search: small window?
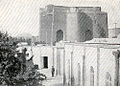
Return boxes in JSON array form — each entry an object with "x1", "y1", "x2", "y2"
[{"x1": 43, "y1": 56, "x2": 48, "y2": 68}]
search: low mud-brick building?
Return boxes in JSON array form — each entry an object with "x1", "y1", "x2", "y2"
[
  {"x1": 39, "y1": 5, "x2": 108, "y2": 44},
  {"x1": 21, "y1": 38, "x2": 120, "y2": 86},
  {"x1": 55, "y1": 39, "x2": 120, "y2": 86}
]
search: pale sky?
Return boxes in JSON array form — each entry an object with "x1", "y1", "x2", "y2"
[{"x1": 0, "y1": 0, "x2": 120, "y2": 37}]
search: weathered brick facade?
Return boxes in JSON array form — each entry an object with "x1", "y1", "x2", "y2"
[{"x1": 39, "y1": 5, "x2": 108, "y2": 44}]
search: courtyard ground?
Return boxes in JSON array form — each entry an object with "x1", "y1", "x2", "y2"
[{"x1": 42, "y1": 76, "x2": 63, "y2": 86}]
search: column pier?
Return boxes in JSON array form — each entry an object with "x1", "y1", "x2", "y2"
[{"x1": 113, "y1": 50, "x2": 120, "y2": 86}]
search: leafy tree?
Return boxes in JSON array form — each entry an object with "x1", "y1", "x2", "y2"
[{"x1": 0, "y1": 32, "x2": 46, "y2": 86}]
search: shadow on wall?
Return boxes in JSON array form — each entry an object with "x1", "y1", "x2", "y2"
[
  {"x1": 97, "y1": 23, "x2": 106, "y2": 38},
  {"x1": 78, "y1": 11, "x2": 93, "y2": 41}
]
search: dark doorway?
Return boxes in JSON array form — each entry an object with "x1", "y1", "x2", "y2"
[
  {"x1": 56, "y1": 30, "x2": 63, "y2": 42},
  {"x1": 43, "y1": 56, "x2": 48, "y2": 68}
]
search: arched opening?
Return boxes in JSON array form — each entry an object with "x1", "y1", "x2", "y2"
[
  {"x1": 90, "y1": 66, "x2": 94, "y2": 86},
  {"x1": 85, "y1": 30, "x2": 93, "y2": 41},
  {"x1": 106, "y1": 72, "x2": 112, "y2": 86},
  {"x1": 56, "y1": 30, "x2": 63, "y2": 42}
]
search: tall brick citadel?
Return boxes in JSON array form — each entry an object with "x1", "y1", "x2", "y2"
[{"x1": 39, "y1": 5, "x2": 108, "y2": 44}]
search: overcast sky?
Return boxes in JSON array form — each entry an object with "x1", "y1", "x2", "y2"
[{"x1": 0, "y1": 0, "x2": 120, "y2": 37}]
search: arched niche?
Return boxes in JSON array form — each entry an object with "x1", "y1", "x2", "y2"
[{"x1": 56, "y1": 30, "x2": 63, "y2": 42}]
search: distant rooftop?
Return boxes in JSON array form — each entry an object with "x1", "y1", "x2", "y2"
[
  {"x1": 41, "y1": 4, "x2": 102, "y2": 12},
  {"x1": 56, "y1": 38, "x2": 120, "y2": 45},
  {"x1": 46, "y1": 4, "x2": 101, "y2": 8},
  {"x1": 84, "y1": 38, "x2": 120, "y2": 45}
]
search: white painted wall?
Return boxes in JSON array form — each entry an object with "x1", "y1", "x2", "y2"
[
  {"x1": 19, "y1": 42, "x2": 118, "y2": 86},
  {"x1": 64, "y1": 43, "x2": 117, "y2": 86},
  {"x1": 64, "y1": 44, "x2": 73, "y2": 84},
  {"x1": 39, "y1": 46, "x2": 54, "y2": 77},
  {"x1": 72, "y1": 45, "x2": 84, "y2": 86},
  {"x1": 99, "y1": 48, "x2": 116, "y2": 86},
  {"x1": 85, "y1": 47, "x2": 97, "y2": 86},
  {"x1": 32, "y1": 46, "x2": 41, "y2": 68}
]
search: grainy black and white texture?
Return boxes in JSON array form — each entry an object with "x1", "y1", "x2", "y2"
[{"x1": 0, "y1": 0, "x2": 120, "y2": 86}]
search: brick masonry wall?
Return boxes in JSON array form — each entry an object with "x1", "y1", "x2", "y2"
[{"x1": 39, "y1": 5, "x2": 108, "y2": 44}]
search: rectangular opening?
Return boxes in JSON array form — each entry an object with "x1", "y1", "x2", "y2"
[{"x1": 43, "y1": 56, "x2": 48, "y2": 68}]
